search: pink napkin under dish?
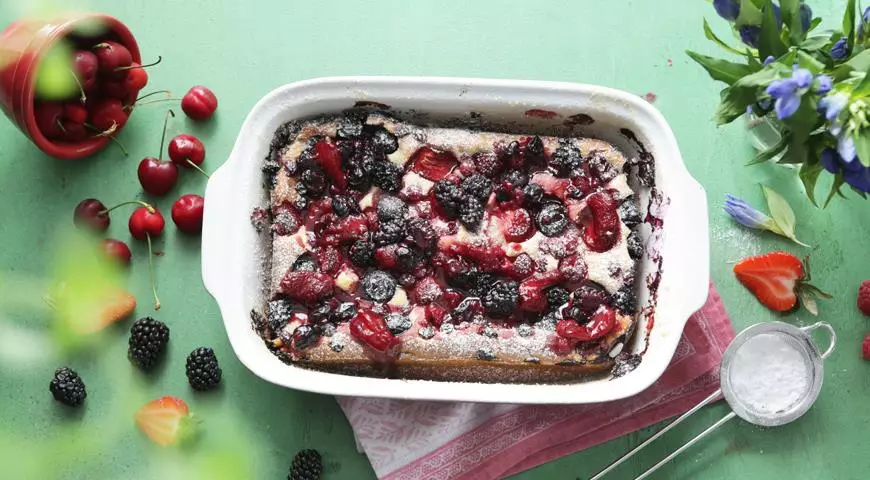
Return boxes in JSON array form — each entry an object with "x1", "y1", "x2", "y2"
[{"x1": 337, "y1": 284, "x2": 735, "y2": 480}]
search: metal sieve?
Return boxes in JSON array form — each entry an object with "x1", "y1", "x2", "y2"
[{"x1": 590, "y1": 321, "x2": 836, "y2": 480}]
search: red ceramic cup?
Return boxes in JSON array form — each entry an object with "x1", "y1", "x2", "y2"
[{"x1": 0, "y1": 14, "x2": 140, "y2": 159}]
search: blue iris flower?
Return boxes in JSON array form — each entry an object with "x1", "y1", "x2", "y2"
[
  {"x1": 819, "y1": 149, "x2": 870, "y2": 193},
  {"x1": 724, "y1": 194, "x2": 772, "y2": 229},
  {"x1": 763, "y1": 56, "x2": 776, "y2": 66},
  {"x1": 830, "y1": 38, "x2": 849, "y2": 61},
  {"x1": 799, "y1": 3, "x2": 812, "y2": 32},
  {"x1": 765, "y1": 66, "x2": 813, "y2": 120},
  {"x1": 818, "y1": 92, "x2": 848, "y2": 121},
  {"x1": 820, "y1": 148, "x2": 841, "y2": 174},
  {"x1": 839, "y1": 135, "x2": 857, "y2": 165},
  {"x1": 714, "y1": 0, "x2": 740, "y2": 21},
  {"x1": 816, "y1": 75, "x2": 833, "y2": 95},
  {"x1": 845, "y1": 166, "x2": 870, "y2": 193}
]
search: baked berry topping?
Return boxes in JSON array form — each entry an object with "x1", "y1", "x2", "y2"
[
  {"x1": 373, "y1": 219, "x2": 406, "y2": 246},
  {"x1": 518, "y1": 271, "x2": 563, "y2": 312},
  {"x1": 612, "y1": 285, "x2": 637, "y2": 315},
  {"x1": 409, "y1": 146, "x2": 458, "y2": 181},
  {"x1": 526, "y1": 135, "x2": 544, "y2": 157},
  {"x1": 472, "y1": 151, "x2": 501, "y2": 177},
  {"x1": 556, "y1": 305, "x2": 616, "y2": 342},
  {"x1": 408, "y1": 218, "x2": 437, "y2": 252},
  {"x1": 536, "y1": 202, "x2": 569, "y2": 237},
  {"x1": 545, "y1": 286, "x2": 570, "y2": 310},
  {"x1": 309, "y1": 301, "x2": 334, "y2": 325},
  {"x1": 292, "y1": 253, "x2": 318, "y2": 272},
  {"x1": 618, "y1": 199, "x2": 642, "y2": 228},
  {"x1": 458, "y1": 196, "x2": 485, "y2": 230},
  {"x1": 376, "y1": 195, "x2": 408, "y2": 224},
  {"x1": 349, "y1": 310, "x2": 402, "y2": 358},
  {"x1": 361, "y1": 270, "x2": 397, "y2": 303},
  {"x1": 314, "y1": 245, "x2": 342, "y2": 275},
  {"x1": 522, "y1": 183, "x2": 545, "y2": 210},
  {"x1": 418, "y1": 326, "x2": 436, "y2": 339},
  {"x1": 322, "y1": 214, "x2": 369, "y2": 245},
  {"x1": 587, "y1": 151, "x2": 617, "y2": 182},
  {"x1": 279, "y1": 271, "x2": 334, "y2": 304},
  {"x1": 333, "y1": 302, "x2": 357, "y2": 323},
  {"x1": 433, "y1": 179, "x2": 465, "y2": 216},
  {"x1": 349, "y1": 239, "x2": 376, "y2": 267},
  {"x1": 482, "y1": 280, "x2": 519, "y2": 316},
  {"x1": 292, "y1": 324, "x2": 321, "y2": 350},
  {"x1": 271, "y1": 202, "x2": 301, "y2": 236},
  {"x1": 331, "y1": 195, "x2": 360, "y2": 217},
  {"x1": 267, "y1": 299, "x2": 294, "y2": 332},
  {"x1": 558, "y1": 255, "x2": 588, "y2": 283},
  {"x1": 385, "y1": 313, "x2": 412, "y2": 335},
  {"x1": 550, "y1": 141, "x2": 582, "y2": 177},
  {"x1": 626, "y1": 231, "x2": 644, "y2": 260},
  {"x1": 461, "y1": 173, "x2": 493, "y2": 200},
  {"x1": 369, "y1": 160, "x2": 402, "y2": 192},
  {"x1": 367, "y1": 125, "x2": 399, "y2": 154},
  {"x1": 336, "y1": 115, "x2": 364, "y2": 138},
  {"x1": 570, "y1": 283, "x2": 609, "y2": 321},
  {"x1": 299, "y1": 168, "x2": 328, "y2": 198},
  {"x1": 477, "y1": 348, "x2": 496, "y2": 361},
  {"x1": 496, "y1": 208, "x2": 535, "y2": 243},
  {"x1": 581, "y1": 191, "x2": 620, "y2": 252}
]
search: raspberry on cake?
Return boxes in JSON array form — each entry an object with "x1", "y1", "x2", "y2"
[{"x1": 255, "y1": 111, "x2": 644, "y2": 383}]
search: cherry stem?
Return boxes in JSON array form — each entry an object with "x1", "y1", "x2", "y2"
[
  {"x1": 146, "y1": 233, "x2": 161, "y2": 311},
  {"x1": 134, "y1": 97, "x2": 182, "y2": 107},
  {"x1": 187, "y1": 160, "x2": 210, "y2": 178},
  {"x1": 115, "y1": 55, "x2": 162, "y2": 72},
  {"x1": 158, "y1": 109, "x2": 175, "y2": 160},
  {"x1": 134, "y1": 90, "x2": 172, "y2": 103},
  {"x1": 83, "y1": 122, "x2": 129, "y2": 156},
  {"x1": 100, "y1": 200, "x2": 155, "y2": 215},
  {"x1": 56, "y1": 118, "x2": 66, "y2": 133},
  {"x1": 68, "y1": 69, "x2": 86, "y2": 104}
]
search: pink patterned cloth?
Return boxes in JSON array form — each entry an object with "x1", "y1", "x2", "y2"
[{"x1": 337, "y1": 284, "x2": 734, "y2": 480}]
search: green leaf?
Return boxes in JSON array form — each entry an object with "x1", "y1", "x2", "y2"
[
  {"x1": 715, "y1": 87, "x2": 753, "y2": 125},
  {"x1": 713, "y1": 67, "x2": 782, "y2": 125},
  {"x1": 758, "y1": 0, "x2": 788, "y2": 59},
  {"x1": 747, "y1": 131, "x2": 790, "y2": 165},
  {"x1": 780, "y1": 0, "x2": 804, "y2": 44},
  {"x1": 799, "y1": 161, "x2": 823, "y2": 206},
  {"x1": 796, "y1": 50, "x2": 826, "y2": 73},
  {"x1": 747, "y1": 49, "x2": 763, "y2": 69},
  {"x1": 845, "y1": 0, "x2": 858, "y2": 48},
  {"x1": 762, "y1": 185, "x2": 810, "y2": 246},
  {"x1": 854, "y1": 129, "x2": 870, "y2": 166},
  {"x1": 799, "y1": 36, "x2": 831, "y2": 52},
  {"x1": 853, "y1": 71, "x2": 870, "y2": 98},
  {"x1": 782, "y1": 96, "x2": 820, "y2": 139},
  {"x1": 736, "y1": 0, "x2": 765, "y2": 27},
  {"x1": 703, "y1": 19, "x2": 746, "y2": 56},
  {"x1": 809, "y1": 17, "x2": 823, "y2": 32},
  {"x1": 824, "y1": 174, "x2": 846, "y2": 207},
  {"x1": 686, "y1": 50, "x2": 754, "y2": 85}
]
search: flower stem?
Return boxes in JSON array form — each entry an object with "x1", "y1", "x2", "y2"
[
  {"x1": 146, "y1": 233, "x2": 161, "y2": 311},
  {"x1": 188, "y1": 160, "x2": 210, "y2": 178}
]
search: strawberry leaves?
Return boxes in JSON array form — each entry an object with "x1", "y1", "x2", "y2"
[{"x1": 761, "y1": 185, "x2": 810, "y2": 246}]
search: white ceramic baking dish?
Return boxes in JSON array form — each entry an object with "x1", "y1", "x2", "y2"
[{"x1": 201, "y1": 77, "x2": 709, "y2": 404}]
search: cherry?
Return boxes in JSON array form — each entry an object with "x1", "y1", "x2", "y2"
[
  {"x1": 59, "y1": 120, "x2": 87, "y2": 142},
  {"x1": 138, "y1": 109, "x2": 179, "y2": 196},
  {"x1": 93, "y1": 41, "x2": 132, "y2": 74},
  {"x1": 171, "y1": 194, "x2": 204, "y2": 234},
  {"x1": 101, "y1": 78, "x2": 129, "y2": 99},
  {"x1": 128, "y1": 204, "x2": 164, "y2": 310},
  {"x1": 63, "y1": 102, "x2": 88, "y2": 124},
  {"x1": 167, "y1": 134, "x2": 209, "y2": 177},
  {"x1": 73, "y1": 50, "x2": 99, "y2": 93},
  {"x1": 101, "y1": 238, "x2": 132, "y2": 265},
  {"x1": 124, "y1": 65, "x2": 148, "y2": 92},
  {"x1": 73, "y1": 198, "x2": 110, "y2": 231},
  {"x1": 88, "y1": 98, "x2": 128, "y2": 133},
  {"x1": 181, "y1": 85, "x2": 217, "y2": 120},
  {"x1": 34, "y1": 102, "x2": 65, "y2": 140}
]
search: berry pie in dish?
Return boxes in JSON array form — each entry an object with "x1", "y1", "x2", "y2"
[{"x1": 252, "y1": 111, "x2": 645, "y2": 383}]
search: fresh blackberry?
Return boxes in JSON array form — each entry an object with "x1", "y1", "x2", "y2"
[
  {"x1": 361, "y1": 270, "x2": 397, "y2": 303},
  {"x1": 536, "y1": 202, "x2": 569, "y2": 237},
  {"x1": 331, "y1": 195, "x2": 359, "y2": 217},
  {"x1": 545, "y1": 286, "x2": 570, "y2": 310},
  {"x1": 626, "y1": 231, "x2": 644, "y2": 260},
  {"x1": 433, "y1": 180, "x2": 464, "y2": 215},
  {"x1": 348, "y1": 239, "x2": 376, "y2": 267},
  {"x1": 376, "y1": 195, "x2": 408, "y2": 224},
  {"x1": 49, "y1": 367, "x2": 86, "y2": 407},
  {"x1": 458, "y1": 196, "x2": 485, "y2": 230},
  {"x1": 482, "y1": 280, "x2": 519, "y2": 316},
  {"x1": 331, "y1": 302, "x2": 357, "y2": 323},
  {"x1": 299, "y1": 168, "x2": 327, "y2": 198},
  {"x1": 618, "y1": 199, "x2": 642, "y2": 228},
  {"x1": 526, "y1": 135, "x2": 544, "y2": 156},
  {"x1": 291, "y1": 325, "x2": 320, "y2": 350},
  {"x1": 268, "y1": 299, "x2": 294, "y2": 332},
  {"x1": 366, "y1": 125, "x2": 399, "y2": 154},
  {"x1": 522, "y1": 183, "x2": 545, "y2": 210},
  {"x1": 385, "y1": 313, "x2": 412, "y2": 335},
  {"x1": 292, "y1": 253, "x2": 318, "y2": 272},
  {"x1": 550, "y1": 141, "x2": 582, "y2": 177},
  {"x1": 369, "y1": 161, "x2": 402, "y2": 192},
  {"x1": 612, "y1": 286, "x2": 637, "y2": 315},
  {"x1": 336, "y1": 115, "x2": 364, "y2": 139},
  {"x1": 127, "y1": 317, "x2": 170, "y2": 371},
  {"x1": 373, "y1": 220, "x2": 406, "y2": 246},
  {"x1": 501, "y1": 169, "x2": 529, "y2": 188},
  {"x1": 408, "y1": 218, "x2": 437, "y2": 252},
  {"x1": 461, "y1": 173, "x2": 493, "y2": 200},
  {"x1": 289, "y1": 449, "x2": 322, "y2": 480},
  {"x1": 185, "y1": 347, "x2": 222, "y2": 391}
]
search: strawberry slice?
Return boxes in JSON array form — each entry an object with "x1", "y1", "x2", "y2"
[
  {"x1": 580, "y1": 191, "x2": 620, "y2": 252},
  {"x1": 556, "y1": 306, "x2": 616, "y2": 341},
  {"x1": 322, "y1": 214, "x2": 369, "y2": 245},
  {"x1": 409, "y1": 146, "x2": 458, "y2": 181},
  {"x1": 518, "y1": 271, "x2": 563, "y2": 312},
  {"x1": 134, "y1": 396, "x2": 195, "y2": 446},
  {"x1": 350, "y1": 309, "x2": 402, "y2": 360},
  {"x1": 313, "y1": 138, "x2": 347, "y2": 191},
  {"x1": 530, "y1": 172, "x2": 571, "y2": 200},
  {"x1": 733, "y1": 251, "x2": 831, "y2": 312},
  {"x1": 279, "y1": 271, "x2": 334, "y2": 304}
]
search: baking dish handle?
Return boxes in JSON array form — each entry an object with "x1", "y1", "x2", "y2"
[{"x1": 200, "y1": 162, "x2": 234, "y2": 302}]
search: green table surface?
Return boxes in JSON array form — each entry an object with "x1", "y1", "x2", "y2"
[{"x1": 1, "y1": 1, "x2": 869, "y2": 479}]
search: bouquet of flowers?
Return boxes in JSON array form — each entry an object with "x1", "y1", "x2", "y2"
[{"x1": 690, "y1": 0, "x2": 870, "y2": 205}]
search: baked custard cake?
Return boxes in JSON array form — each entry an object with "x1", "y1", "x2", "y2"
[{"x1": 252, "y1": 111, "x2": 644, "y2": 383}]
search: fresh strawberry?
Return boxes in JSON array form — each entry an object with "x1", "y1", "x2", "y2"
[
  {"x1": 858, "y1": 281, "x2": 870, "y2": 316},
  {"x1": 279, "y1": 271, "x2": 334, "y2": 304},
  {"x1": 556, "y1": 306, "x2": 616, "y2": 341},
  {"x1": 579, "y1": 191, "x2": 620, "y2": 252},
  {"x1": 733, "y1": 252, "x2": 830, "y2": 313},
  {"x1": 529, "y1": 172, "x2": 571, "y2": 200},
  {"x1": 494, "y1": 208, "x2": 535, "y2": 243},
  {"x1": 313, "y1": 138, "x2": 347, "y2": 191},
  {"x1": 862, "y1": 333, "x2": 870, "y2": 360},
  {"x1": 350, "y1": 309, "x2": 402, "y2": 359},
  {"x1": 409, "y1": 146, "x2": 458, "y2": 181},
  {"x1": 518, "y1": 271, "x2": 563, "y2": 312},
  {"x1": 134, "y1": 396, "x2": 195, "y2": 446}
]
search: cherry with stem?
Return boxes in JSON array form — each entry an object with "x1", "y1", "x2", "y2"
[
  {"x1": 137, "y1": 109, "x2": 179, "y2": 196},
  {"x1": 129, "y1": 203, "x2": 165, "y2": 310}
]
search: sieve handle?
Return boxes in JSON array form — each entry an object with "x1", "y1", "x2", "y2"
[{"x1": 801, "y1": 321, "x2": 837, "y2": 360}]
